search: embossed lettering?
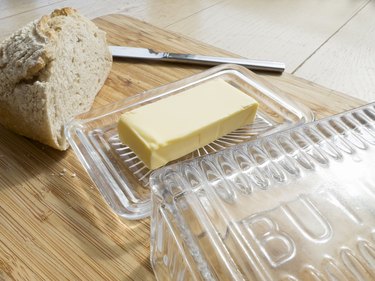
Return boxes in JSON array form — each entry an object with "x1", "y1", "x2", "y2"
[
  {"x1": 243, "y1": 215, "x2": 296, "y2": 267},
  {"x1": 301, "y1": 266, "x2": 326, "y2": 281},
  {"x1": 358, "y1": 240, "x2": 375, "y2": 268},
  {"x1": 322, "y1": 257, "x2": 350, "y2": 281},
  {"x1": 280, "y1": 275, "x2": 299, "y2": 281},
  {"x1": 341, "y1": 248, "x2": 374, "y2": 280},
  {"x1": 281, "y1": 195, "x2": 332, "y2": 242}
]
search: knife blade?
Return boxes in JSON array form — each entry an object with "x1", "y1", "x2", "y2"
[{"x1": 109, "y1": 46, "x2": 285, "y2": 73}]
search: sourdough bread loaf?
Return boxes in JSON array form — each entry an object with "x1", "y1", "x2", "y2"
[{"x1": 0, "y1": 8, "x2": 112, "y2": 150}]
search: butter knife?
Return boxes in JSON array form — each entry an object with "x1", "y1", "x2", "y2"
[{"x1": 109, "y1": 46, "x2": 285, "y2": 73}]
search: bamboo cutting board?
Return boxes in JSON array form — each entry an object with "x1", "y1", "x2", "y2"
[{"x1": 0, "y1": 14, "x2": 365, "y2": 281}]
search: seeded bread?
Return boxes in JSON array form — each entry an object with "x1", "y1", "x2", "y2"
[{"x1": 0, "y1": 8, "x2": 112, "y2": 150}]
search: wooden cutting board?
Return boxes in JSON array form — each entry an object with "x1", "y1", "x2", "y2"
[{"x1": 0, "y1": 14, "x2": 365, "y2": 281}]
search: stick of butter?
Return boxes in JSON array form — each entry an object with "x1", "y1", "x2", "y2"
[{"x1": 118, "y1": 79, "x2": 258, "y2": 170}]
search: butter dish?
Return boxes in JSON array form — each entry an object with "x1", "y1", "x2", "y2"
[
  {"x1": 149, "y1": 102, "x2": 375, "y2": 280},
  {"x1": 118, "y1": 79, "x2": 259, "y2": 170},
  {"x1": 65, "y1": 64, "x2": 314, "y2": 220}
]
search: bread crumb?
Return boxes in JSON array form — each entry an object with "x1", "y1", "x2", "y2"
[
  {"x1": 71, "y1": 172, "x2": 76, "y2": 178},
  {"x1": 59, "y1": 168, "x2": 67, "y2": 176}
]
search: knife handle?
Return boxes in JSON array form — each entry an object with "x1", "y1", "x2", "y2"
[{"x1": 164, "y1": 53, "x2": 285, "y2": 73}]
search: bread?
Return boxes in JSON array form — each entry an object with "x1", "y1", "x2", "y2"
[{"x1": 0, "y1": 8, "x2": 112, "y2": 150}]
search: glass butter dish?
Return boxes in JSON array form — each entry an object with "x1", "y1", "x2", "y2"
[
  {"x1": 65, "y1": 64, "x2": 313, "y2": 220},
  {"x1": 149, "y1": 103, "x2": 375, "y2": 281}
]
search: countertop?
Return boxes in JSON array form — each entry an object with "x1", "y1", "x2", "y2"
[
  {"x1": 1, "y1": 0, "x2": 375, "y2": 102},
  {"x1": 0, "y1": 2, "x2": 371, "y2": 280}
]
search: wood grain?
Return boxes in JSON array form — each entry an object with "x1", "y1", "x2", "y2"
[
  {"x1": 118, "y1": 0, "x2": 224, "y2": 28},
  {"x1": 0, "y1": 13, "x2": 365, "y2": 281},
  {"x1": 1, "y1": 0, "x2": 374, "y2": 103},
  {"x1": 164, "y1": 0, "x2": 368, "y2": 71},
  {"x1": 0, "y1": 0, "x2": 136, "y2": 39},
  {"x1": 0, "y1": 0, "x2": 221, "y2": 40},
  {"x1": 294, "y1": 0, "x2": 375, "y2": 102}
]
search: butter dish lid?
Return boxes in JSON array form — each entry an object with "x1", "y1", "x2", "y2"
[
  {"x1": 65, "y1": 64, "x2": 314, "y2": 220},
  {"x1": 149, "y1": 102, "x2": 375, "y2": 280}
]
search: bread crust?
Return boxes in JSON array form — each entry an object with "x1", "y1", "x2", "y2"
[{"x1": 0, "y1": 8, "x2": 112, "y2": 150}]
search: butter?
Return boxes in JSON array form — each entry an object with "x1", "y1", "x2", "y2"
[{"x1": 118, "y1": 79, "x2": 258, "y2": 170}]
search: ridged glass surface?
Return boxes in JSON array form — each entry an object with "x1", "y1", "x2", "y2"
[
  {"x1": 150, "y1": 103, "x2": 375, "y2": 281},
  {"x1": 65, "y1": 64, "x2": 313, "y2": 220}
]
